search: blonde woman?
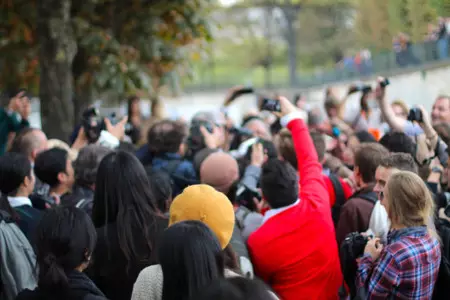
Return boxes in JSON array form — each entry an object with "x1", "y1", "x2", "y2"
[{"x1": 356, "y1": 171, "x2": 441, "y2": 299}]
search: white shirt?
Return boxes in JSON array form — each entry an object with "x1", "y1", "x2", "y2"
[
  {"x1": 262, "y1": 199, "x2": 300, "y2": 224},
  {"x1": 8, "y1": 196, "x2": 32, "y2": 208}
]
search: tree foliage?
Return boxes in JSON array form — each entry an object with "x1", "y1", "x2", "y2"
[
  {"x1": 0, "y1": 0, "x2": 215, "y2": 128},
  {"x1": 355, "y1": 0, "x2": 437, "y2": 50}
]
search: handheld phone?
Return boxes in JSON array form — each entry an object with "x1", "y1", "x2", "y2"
[{"x1": 260, "y1": 98, "x2": 281, "y2": 112}]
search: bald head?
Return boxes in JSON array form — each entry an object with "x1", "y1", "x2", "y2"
[{"x1": 10, "y1": 128, "x2": 48, "y2": 162}]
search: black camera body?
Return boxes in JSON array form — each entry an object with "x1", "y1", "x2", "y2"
[
  {"x1": 81, "y1": 108, "x2": 126, "y2": 143},
  {"x1": 236, "y1": 183, "x2": 262, "y2": 211},
  {"x1": 260, "y1": 98, "x2": 281, "y2": 112},
  {"x1": 407, "y1": 107, "x2": 423, "y2": 123}
]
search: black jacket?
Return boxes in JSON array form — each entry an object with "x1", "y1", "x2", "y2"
[
  {"x1": 88, "y1": 215, "x2": 168, "y2": 300},
  {"x1": 61, "y1": 185, "x2": 95, "y2": 216},
  {"x1": 15, "y1": 271, "x2": 107, "y2": 300}
]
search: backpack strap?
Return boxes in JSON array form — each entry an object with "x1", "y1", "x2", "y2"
[{"x1": 329, "y1": 174, "x2": 346, "y2": 226}]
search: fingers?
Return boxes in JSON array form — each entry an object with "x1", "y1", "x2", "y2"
[
  {"x1": 199, "y1": 126, "x2": 209, "y2": 137},
  {"x1": 119, "y1": 116, "x2": 128, "y2": 125},
  {"x1": 104, "y1": 118, "x2": 112, "y2": 129}
]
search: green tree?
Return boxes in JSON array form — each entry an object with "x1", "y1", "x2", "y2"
[{"x1": 0, "y1": 0, "x2": 214, "y2": 140}]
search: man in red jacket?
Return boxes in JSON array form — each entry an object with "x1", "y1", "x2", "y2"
[{"x1": 248, "y1": 97, "x2": 342, "y2": 300}]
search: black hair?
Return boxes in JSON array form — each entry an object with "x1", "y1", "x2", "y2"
[
  {"x1": 379, "y1": 131, "x2": 416, "y2": 157},
  {"x1": 160, "y1": 220, "x2": 224, "y2": 300},
  {"x1": 195, "y1": 277, "x2": 274, "y2": 300},
  {"x1": 127, "y1": 95, "x2": 140, "y2": 119},
  {"x1": 0, "y1": 152, "x2": 32, "y2": 220},
  {"x1": 354, "y1": 130, "x2": 376, "y2": 143},
  {"x1": 35, "y1": 207, "x2": 97, "y2": 295},
  {"x1": 146, "y1": 170, "x2": 173, "y2": 213},
  {"x1": 147, "y1": 120, "x2": 187, "y2": 156},
  {"x1": 92, "y1": 151, "x2": 159, "y2": 266},
  {"x1": 34, "y1": 148, "x2": 68, "y2": 188},
  {"x1": 260, "y1": 159, "x2": 298, "y2": 209}
]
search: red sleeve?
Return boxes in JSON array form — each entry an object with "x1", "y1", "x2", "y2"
[
  {"x1": 340, "y1": 178, "x2": 353, "y2": 200},
  {"x1": 287, "y1": 118, "x2": 328, "y2": 210}
]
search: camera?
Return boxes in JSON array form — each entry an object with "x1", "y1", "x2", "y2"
[
  {"x1": 407, "y1": 107, "x2": 423, "y2": 123},
  {"x1": 81, "y1": 107, "x2": 105, "y2": 143},
  {"x1": 81, "y1": 108, "x2": 128, "y2": 143},
  {"x1": 379, "y1": 78, "x2": 390, "y2": 88},
  {"x1": 185, "y1": 120, "x2": 215, "y2": 159},
  {"x1": 260, "y1": 97, "x2": 281, "y2": 112},
  {"x1": 236, "y1": 183, "x2": 262, "y2": 211}
]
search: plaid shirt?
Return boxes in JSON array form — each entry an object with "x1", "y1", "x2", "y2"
[{"x1": 356, "y1": 226, "x2": 441, "y2": 299}]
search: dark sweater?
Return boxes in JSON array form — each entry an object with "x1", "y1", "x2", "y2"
[
  {"x1": 16, "y1": 271, "x2": 107, "y2": 300},
  {"x1": 88, "y1": 215, "x2": 168, "y2": 300},
  {"x1": 14, "y1": 205, "x2": 43, "y2": 244}
]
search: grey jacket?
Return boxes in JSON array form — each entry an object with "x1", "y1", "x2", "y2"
[{"x1": 0, "y1": 211, "x2": 36, "y2": 300}]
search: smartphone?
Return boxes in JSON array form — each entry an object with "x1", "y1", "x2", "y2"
[{"x1": 260, "y1": 98, "x2": 281, "y2": 112}]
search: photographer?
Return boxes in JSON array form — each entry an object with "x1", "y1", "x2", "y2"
[
  {"x1": 377, "y1": 79, "x2": 450, "y2": 134},
  {"x1": 70, "y1": 107, "x2": 128, "y2": 151},
  {"x1": 356, "y1": 171, "x2": 440, "y2": 299},
  {"x1": 0, "y1": 89, "x2": 31, "y2": 155},
  {"x1": 247, "y1": 97, "x2": 342, "y2": 300}
]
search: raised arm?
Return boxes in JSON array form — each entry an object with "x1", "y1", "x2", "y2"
[
  {"x1": 278, "y1": 97, "x2": 328, "y2": 209},
  {"x1": 376, "y1": 79, "x2": 407, "y2": 132}
]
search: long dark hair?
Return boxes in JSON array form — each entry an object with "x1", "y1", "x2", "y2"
[
  {"x1": 195, "y1": 277, "x2": 275, "y2": 300},
  {"x1": 0, "y1": 152, "x2": 32, "y2": 220},
  {"x1": 35, "y1": 207, "x2": 97, "y2": 295},
  {"x1": 160, "y1": 220, "x2": 225, "y2": 300},
  {"x1": 127, "y1": 95, "x2": 140, "y2": 121},
  {"x1": 92, "y1": 151, "x2": 158, "y2": 264}
]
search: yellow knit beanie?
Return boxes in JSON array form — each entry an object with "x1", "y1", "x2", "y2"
[{"x1": 169, "y1": 184, "x2": 235, "y2": 249}]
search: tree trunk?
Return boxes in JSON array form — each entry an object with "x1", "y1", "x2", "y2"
[
  {"x1": 37, "y1": 0, "x2": 76, "y2": 141},
  {"x1": 283, "y1": 8, "x2": 299, "y2": 86}
]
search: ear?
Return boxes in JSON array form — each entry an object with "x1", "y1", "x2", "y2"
[
  {"x1": 23, "y1": 175, "x2": 31, "y2": 189},
  {"x1": 178, "y1": 143, "x2": 185, "y2": 155},
  {"x1": 57, "y1": 172, "x2": 66, "y2": 184},
  {"x1": 31, "y1": 149, "x2": 38, "y2": 162}
]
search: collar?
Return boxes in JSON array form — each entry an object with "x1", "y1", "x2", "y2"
[
  {"x1": 8, "y1": 196, "x2": 32, "y2": 208},
  {"x1": 263, "y1": 199, "x2": 300, "y2": 224},
  {"x1": 387, "y1": 226, "x2": 427, "y2": 244}
]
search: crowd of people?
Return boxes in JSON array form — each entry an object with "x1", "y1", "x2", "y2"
[{"x1": 1, "y1": 77, "x2": 450, "y2": 300}]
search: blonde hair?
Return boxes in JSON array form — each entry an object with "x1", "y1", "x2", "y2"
[
  {"x1": 47, "y1": 139, "x2": 78, "y2": 161},
  {"x1": 385, "y1": 171, "x2": 435, "y2": 230},
  {"x1": 391, "y1": 100, "x2": 409, "y2": 116}
]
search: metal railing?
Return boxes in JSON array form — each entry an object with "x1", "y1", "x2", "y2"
[{"x1": 184, "y1": 39, "x2": 450, "y2": 91}]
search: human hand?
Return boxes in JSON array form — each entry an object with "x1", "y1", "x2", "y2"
[
  {"x1": 253, "y1": 196, "x2": 268, "y2": 214},
  {"x1": 200, "y1": 125, "x2": 221, "y2": 149},
  {"x1": 375, "y1": 77, "x2": 387, "y2": 101},
  {"x1": 8, "y1": 91, "x2": 24, "y2": 112},
  {"x1": 251, "y1": 143, "x2": 266, "y2": 167},
  {"x1": 105, "y1": 116, "x2": 128, "y2": 141},
  {"x1": 277, "y1": 96, "x2": 300, "y2": 117},
  {"x1": 19, "y1": 98, "x2": 31, "y2": 120},
  {"x1": 364, "y1": 237, "x2": 383, "y2": 261},
  {"x1": 72, "y1": 127, "x2": 88, "y2": 150}
]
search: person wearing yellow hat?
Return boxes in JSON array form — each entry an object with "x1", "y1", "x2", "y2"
[
  {"x1": 169, "y1": 184, "x2": 235, "y2": 248},
  {"x1": 131, "y1": 184, "x2": 239, "y2": 300}
]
